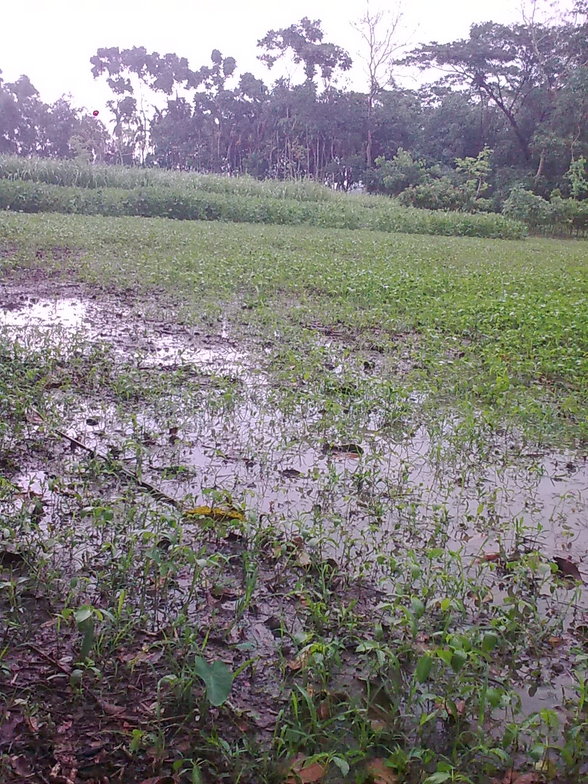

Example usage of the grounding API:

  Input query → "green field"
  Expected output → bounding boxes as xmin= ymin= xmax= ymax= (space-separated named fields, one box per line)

xmin=0 ymin=156 xmax=526 ymax=239
xmin=0 ymin=211 xmax=587 ymax=783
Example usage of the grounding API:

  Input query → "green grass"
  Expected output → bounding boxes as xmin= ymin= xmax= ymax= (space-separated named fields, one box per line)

xmin=0 ymin=211 xmax=584 ymax=442
xmin=0 ymin=154 xmax=338 ymax=200
xmin=0 ymin=156 xmax=527 ymax=239
xmin=0 ymin=211 xmax=587 ymax=783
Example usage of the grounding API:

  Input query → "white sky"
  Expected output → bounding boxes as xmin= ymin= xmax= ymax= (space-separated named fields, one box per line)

xmin=0 ymin=0 xmax=548 ymax=113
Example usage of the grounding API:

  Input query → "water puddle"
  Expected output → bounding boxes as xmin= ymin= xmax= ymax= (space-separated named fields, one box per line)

xmin=2 ymin=293 xmax=585 ymax=575
xmin=1 ymin=288 xmax=587 ymax=726
xmin=0 ymin=294 xmax=254 ymax=378
xmin=1 ymin=297 xmax=88 ymax=329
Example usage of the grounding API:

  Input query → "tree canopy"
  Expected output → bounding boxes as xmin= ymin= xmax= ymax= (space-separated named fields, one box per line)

xmin=1 ymin=9 xmax=586 ymax=205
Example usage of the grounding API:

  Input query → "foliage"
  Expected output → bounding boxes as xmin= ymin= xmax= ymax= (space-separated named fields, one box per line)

xmin=374 ymin=147 xmax=494 ymax=213
xmin=257 ymin=17 xmax=352 ymax=84
xmin=368 ymin=149 xmax=430 ymax=196
xmin=0 ymin=8 xmax=587 ymax=225
xmin=565 ymin=155 xmax=588 ymax=199
xmin=503 ymin=186 xmax=588 ymax=235
xmin=0 ymin=175 xmax=526 ymax=238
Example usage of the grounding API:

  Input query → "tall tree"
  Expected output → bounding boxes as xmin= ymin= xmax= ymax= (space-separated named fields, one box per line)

xmin=353 ymin=2 xmax=405 ymax=166
xmin=404 ymin=16 xmax=588 ymax=163
xmin=257 ymin=18 xmax=352 ymax=87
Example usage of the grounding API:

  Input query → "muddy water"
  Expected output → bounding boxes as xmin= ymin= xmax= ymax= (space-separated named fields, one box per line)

xmin=2 ymin=289 xmax=587 ymax=726
xmin=2 ymin=293 xmax=586 ymax=573
xmin=1 ymin=297 xmax=88 ymax=328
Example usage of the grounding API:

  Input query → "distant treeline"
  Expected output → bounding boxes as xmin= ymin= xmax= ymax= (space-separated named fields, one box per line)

xmin=0 ymin=6 xmax=587 ymax=230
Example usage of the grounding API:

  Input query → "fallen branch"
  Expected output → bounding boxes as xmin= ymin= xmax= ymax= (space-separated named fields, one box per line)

xmin=30 ymin=408 xmax=180 ymax=511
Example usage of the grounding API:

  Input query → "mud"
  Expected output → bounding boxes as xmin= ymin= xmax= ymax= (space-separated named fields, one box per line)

xmin=1 ymin=272 xmax=587 ymax=749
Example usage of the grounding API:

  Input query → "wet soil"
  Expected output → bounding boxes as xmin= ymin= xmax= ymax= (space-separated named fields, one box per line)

xmin=1 ymin=270 xmax=587 ymax=783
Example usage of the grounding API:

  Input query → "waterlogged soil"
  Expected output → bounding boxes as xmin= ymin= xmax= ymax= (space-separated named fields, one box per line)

xmin=1 ymin=271 xmax=587 ymax=783
xmin=2 ymin=276 xmax=586 ymax=566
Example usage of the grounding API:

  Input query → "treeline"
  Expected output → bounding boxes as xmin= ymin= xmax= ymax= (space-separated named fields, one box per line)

xmin=1 ymin=5 xmax=587 ymax=229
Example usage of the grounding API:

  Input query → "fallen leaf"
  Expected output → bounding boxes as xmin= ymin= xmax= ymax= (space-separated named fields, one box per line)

xmin=553 ymin=556 xmax=584 ymax=582
xmin=23 ymin=715 xmax=40 ymax=733
xmin=183 ymin=505 xmax=245 ymax=522
xmin=366 ymin=758 xmax=399 ymax=784
xmin=8 ymin=756 xmax=34 ymax=778
xmin=96 ymin=698 xmax=130 ymax=717
xmin=323 ymin=442 xmax=364 ymax=457
xmin=285 ymin=756 xmax=326 ymax=783
xmin=317 ymin=700 xmax=330 ymax=720
xmin=287 ymin=647 xmax=312 ymax=671
xmin=478 ymin=552 xmax=501 ymax=563
xmin=547 ymin=636 xmax=564 ymax=647
xmin=297 ymin=550 xmax=312 ymax=568
xmin=210 ymin=582 xmax=240 ymax=600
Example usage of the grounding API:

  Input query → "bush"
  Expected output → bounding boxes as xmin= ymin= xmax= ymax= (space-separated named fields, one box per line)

xmin=367 ymin=150 xmax=430 ymax=196
xmin=398 ymin=177 xmax=468 ymax=211
xmin=503 ymin=187 xmax=588 ymax=236
xmin=0 ymin=179 xmax=527 ymax=239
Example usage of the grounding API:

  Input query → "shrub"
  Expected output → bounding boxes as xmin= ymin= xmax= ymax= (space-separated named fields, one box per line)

xmin=0 ymin=179 xmax=527 ymax=239
xmin=503 ymin=187 xmax=588 ymax=236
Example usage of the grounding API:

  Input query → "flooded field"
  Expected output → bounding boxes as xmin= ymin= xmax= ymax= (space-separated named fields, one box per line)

xmin=1 ymin=215 xmax=587 ymax=784
xmin=3 ymin=282 xmax=586 ymax=569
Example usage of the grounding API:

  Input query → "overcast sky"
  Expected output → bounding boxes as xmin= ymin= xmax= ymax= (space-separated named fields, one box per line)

xmin=0 ymin=0 xmax=552 ymax=112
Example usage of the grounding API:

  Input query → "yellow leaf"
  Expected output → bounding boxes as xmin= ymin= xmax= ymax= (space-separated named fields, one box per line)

xmin=183 ymin=505 xmax=245 ymax=522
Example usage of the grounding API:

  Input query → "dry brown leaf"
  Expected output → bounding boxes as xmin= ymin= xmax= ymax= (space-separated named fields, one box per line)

xmin=547 ymin=635 xmax=564 ymax=647
xmin=297 ymin=550 xmax=312 ymax=567
xmin=553 ymin=556 xmax=584 ymax=582
xmin=478 ymin=552 xmax=501 ymax=563
xmin=287 ymin=647 xmax=312 ymax=671
xmin=317 ymin=700 xmax=330 ymax=720
xmin=284 ymin=756 xmax=326 ymax=784
xmin=366 ymin=758 xmax=398 ymax=784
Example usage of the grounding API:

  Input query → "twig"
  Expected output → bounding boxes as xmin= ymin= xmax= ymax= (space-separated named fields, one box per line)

xmin=31 ymin=408 xmax=180 ymax=511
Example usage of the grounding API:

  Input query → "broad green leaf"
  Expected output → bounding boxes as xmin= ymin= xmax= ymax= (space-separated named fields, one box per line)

xmin=482 ymin=632 xmax=499 ymax=652
xmin=423 ymin=773 xmax=452 ymax=784
xmin=450 ymin=649 xmax=468 ymax=672
xmin=75 ymin=607 xmax=93 ymax=625
xmin=332 ymin=757 xmax=350 ymax=776
xmin=194 ymin=656 xmax=234 ymax=706
xmin=486 ymin=687 xmax=502 ymax=707
xmin=415 ymin=654 xmax=433 ymax=683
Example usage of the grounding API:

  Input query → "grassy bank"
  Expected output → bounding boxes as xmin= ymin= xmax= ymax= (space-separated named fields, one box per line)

xmin=0 ymin=157 xmax=527 ymax=240
xmin=0 ymin=154 xmax=338 ymax=201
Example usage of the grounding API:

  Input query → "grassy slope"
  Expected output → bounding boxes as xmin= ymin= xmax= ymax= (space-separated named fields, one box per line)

xmin=1 ymin=211 xmax=586 ymax=444
xmin=0 ymin=156 xmax=526 ymax=239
